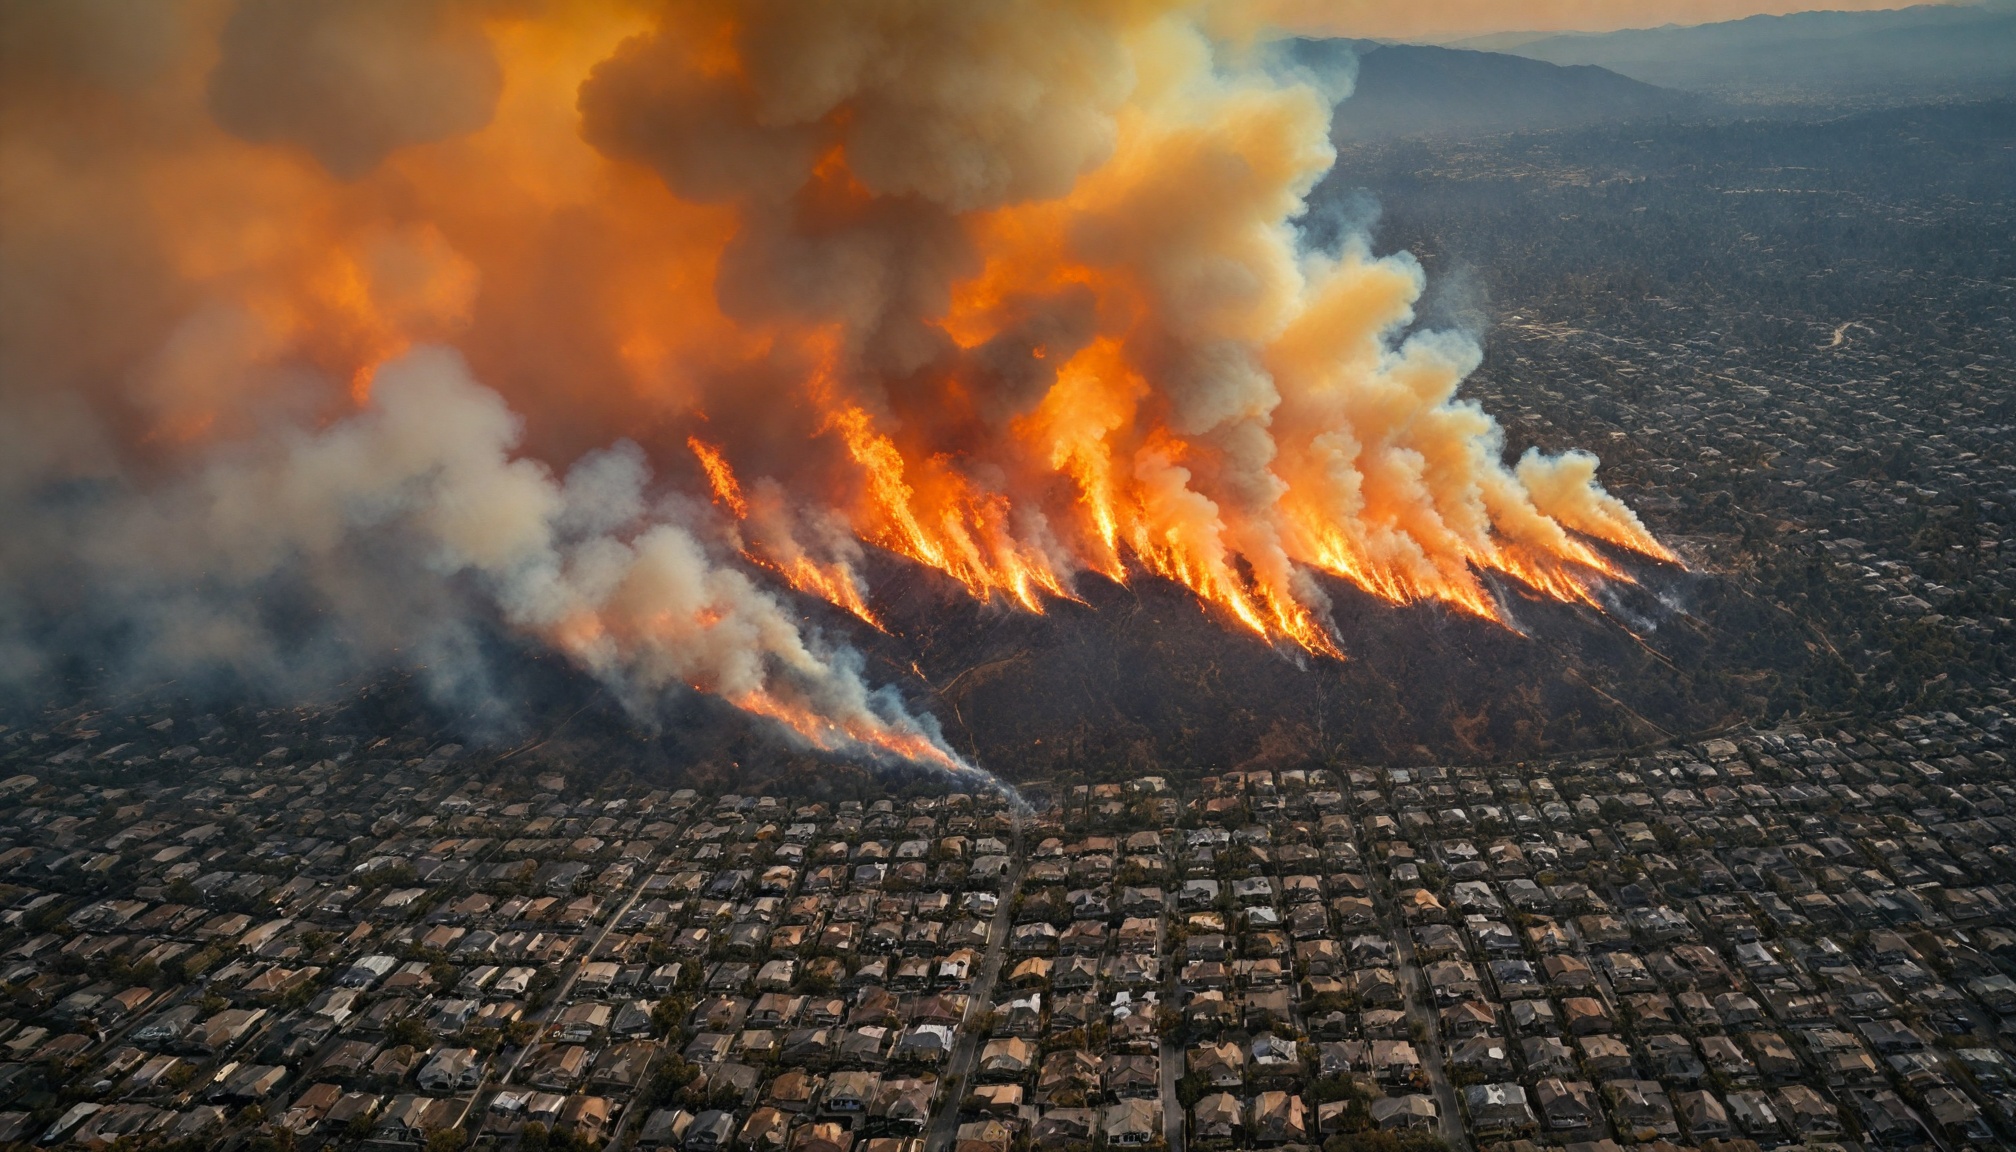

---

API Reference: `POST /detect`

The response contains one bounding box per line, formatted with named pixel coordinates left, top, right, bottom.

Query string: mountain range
left=1454, top=2, right=2016, bottom=100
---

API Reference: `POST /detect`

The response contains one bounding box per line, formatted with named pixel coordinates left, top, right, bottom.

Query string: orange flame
left=813, top=358, right=1074, bottom=616
left=688, top=436, right=747, bottom=519
left=732, top=688, right=969, bottom=775
left=688, top=437, right=883, bottom=628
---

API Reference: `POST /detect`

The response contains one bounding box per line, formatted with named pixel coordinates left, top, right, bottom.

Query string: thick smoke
left=208, top=0, right=504, bottom=180
left=0, top=0, right=1673, bottom=770
left=3, top=344, right=970, bottom=772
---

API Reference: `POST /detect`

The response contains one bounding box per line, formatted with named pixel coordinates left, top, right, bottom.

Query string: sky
left=1260, top=0, right=1958, bottom=41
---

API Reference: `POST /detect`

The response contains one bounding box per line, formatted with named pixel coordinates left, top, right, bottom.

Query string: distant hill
left=1286, top=40, right=1699, bottom=140
left=1481, top=3, right=2016, bottom=99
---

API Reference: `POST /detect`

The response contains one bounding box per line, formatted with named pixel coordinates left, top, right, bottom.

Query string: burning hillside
left=0, top=0, right=1674, bottom=774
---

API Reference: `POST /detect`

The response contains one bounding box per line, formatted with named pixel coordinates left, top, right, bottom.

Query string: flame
left=813, top=355, right=1074, bottom=616
left=688, top=436, right=747, bottom=519
left=689, top=436, right=882, bottom=628
left=732, top=688, right=970, bottom=776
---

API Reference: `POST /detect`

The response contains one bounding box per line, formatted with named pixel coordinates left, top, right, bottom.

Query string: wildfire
left=5, top=0, right=1687, bottom=774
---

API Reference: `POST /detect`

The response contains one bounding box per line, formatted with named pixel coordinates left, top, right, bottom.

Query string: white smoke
left=2, top=346, right=965, bottom=769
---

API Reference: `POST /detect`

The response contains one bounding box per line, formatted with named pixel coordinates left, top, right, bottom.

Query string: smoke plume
left=0, top=0, right=1673, bottom=771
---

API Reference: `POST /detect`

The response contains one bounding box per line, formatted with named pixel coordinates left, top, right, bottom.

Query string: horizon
left=1258, top=0, right=1978, bottom=42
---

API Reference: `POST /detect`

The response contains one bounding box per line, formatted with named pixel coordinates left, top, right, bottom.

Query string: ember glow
left=0, top=0, right=1674, bottom=770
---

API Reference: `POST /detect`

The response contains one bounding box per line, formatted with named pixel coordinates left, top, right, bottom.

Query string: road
left=449, top=873, right=651, bottom=1131
left=1377, top=877, right=1471, bottom=1152
left=1160, top=909, right=1186, bottom=1152
left=923, top=810, right=1024, bottom=1152
left=249, top=817, right=532, bottom=1142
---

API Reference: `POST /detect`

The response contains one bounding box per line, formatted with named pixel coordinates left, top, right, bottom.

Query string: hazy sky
left=1262, top=0, right=1956, bottom=40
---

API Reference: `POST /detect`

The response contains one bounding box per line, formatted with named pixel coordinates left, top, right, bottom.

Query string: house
left=1104, top=1054, right=1158, bottom=1099
left=1102, top=1099, right=1160, bottom=1146
left=1008, top=957, right=1053, bottom=987
left=324, top=1092, right=382, bottom=1132
left=373, top=1095, right=435, bottom=1144
left=1543, top=954, right=1594, bottom=989
left=1248, top=1033, right=1298, bottom=1075
left=1561, top=996, right=1612, bottom=1035
left=1032, top=1108, right=1097, bottom=1145
left=1369, top=1095, right=1437, bottom=1131
left=1369, top=1040, right=1421, bottom=1085
left=415, top=1047, right=481, bottom=1093
left=1054, top=955, right=1100, bottom=991
left=279, top=1082, right=342, bottom=1135
left=1643, top=1033, right=1705, bottom=1083
left=1533, top=1079, right=1598, bottom=1131
left=1036, top=1049, right=1102, bottom=1106
left=955, top=1118, right=1013, bottom=1152
left=740, top=1106, right=792, bottom=1152
left=1699, top=1035, right=1755, bottom=1082
left=1852, top=1088, right=1918, bottom=1145
left=1186, top=933, right=1229, bottom=961
left=1186, top=1042, right=1244, bottom=1089
left=875, top=1078, right=934, bottom=1130
left=1110, top=953, right=1160, bottom=989
left=1516, top=1000, right=1556, bottom=1032
left=1448, top=1037, right=1514, bottom=1080
left=1425, top=959, right=1481, bottom=1003
left=1743, top=1031, right=1802, bottom=1080
left=1296, top=939, right=1342, bottom=975
left=531, top=1044, right=591, bottom=1089
left=1440, top=999, right=1497, bottom=1038
left=183, top=1008, right=266, bottom=1056
left=1249, top=1092, right=1307, bottom=1145
left=823, top=1070, right=881, bottom=1115
left=1521, top=1036, right=1574, bottom=1078
left=1317, top=1041, right=1365, bottom=1078
left=997, top=994, right=1042, bottom=1037
left=1353, top=966, right=1403, bottom=1007
left=894, top=1024, right=954, bottom=1063
left=131, top=1006, right=202, bottom=1048
left=1011, top=923, right=1059, bottom=955
left=1725, top=1091, right=1782, bottom=1138
left=1921, top=1085, right=1992, bottom=1145
left=1604, top=1080, right=1679, bottom=1140
left=838, top=1026, right=890, bottom=1067
left=1400, top=888, right=1446, bottom=923
left=1110, top=1009, right=1158, bottom=1053
left=556, top=1001, right=612, bottom=1043
left=1577, top=1034, right=1635, bottom=1078
left=685, top=1110, right=739, bottom=1152
left=637, top=1108, right=696, bottom=1149
left=366, top=1042, right=421, bottom=1084
left=562, top=1096, right=614, bottom=1144
left=1192, top=1094, right=1242, bottom=1141
left=1463, top=1083, right=1538, bottom=1136
left=591, top=1041, right=657, bottom=1090
left=1676, top=1090, right=1730, bottom=1139
left=751, top=993, right=807, bottom=1028
left=685, top=1032, right=734, bottom=1065
left=214, top=1064, right=288, bottom=1101
left=792, top=1120, right=852, bottom=1152
left=977, top=1037, right=1035, bottom=1081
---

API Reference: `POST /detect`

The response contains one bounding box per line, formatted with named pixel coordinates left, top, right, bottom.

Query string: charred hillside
left=836, top=533, right=1809, bottom=778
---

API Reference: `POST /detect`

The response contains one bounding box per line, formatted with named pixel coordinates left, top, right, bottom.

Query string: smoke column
left=0, top=0, right=1672, bottom=771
